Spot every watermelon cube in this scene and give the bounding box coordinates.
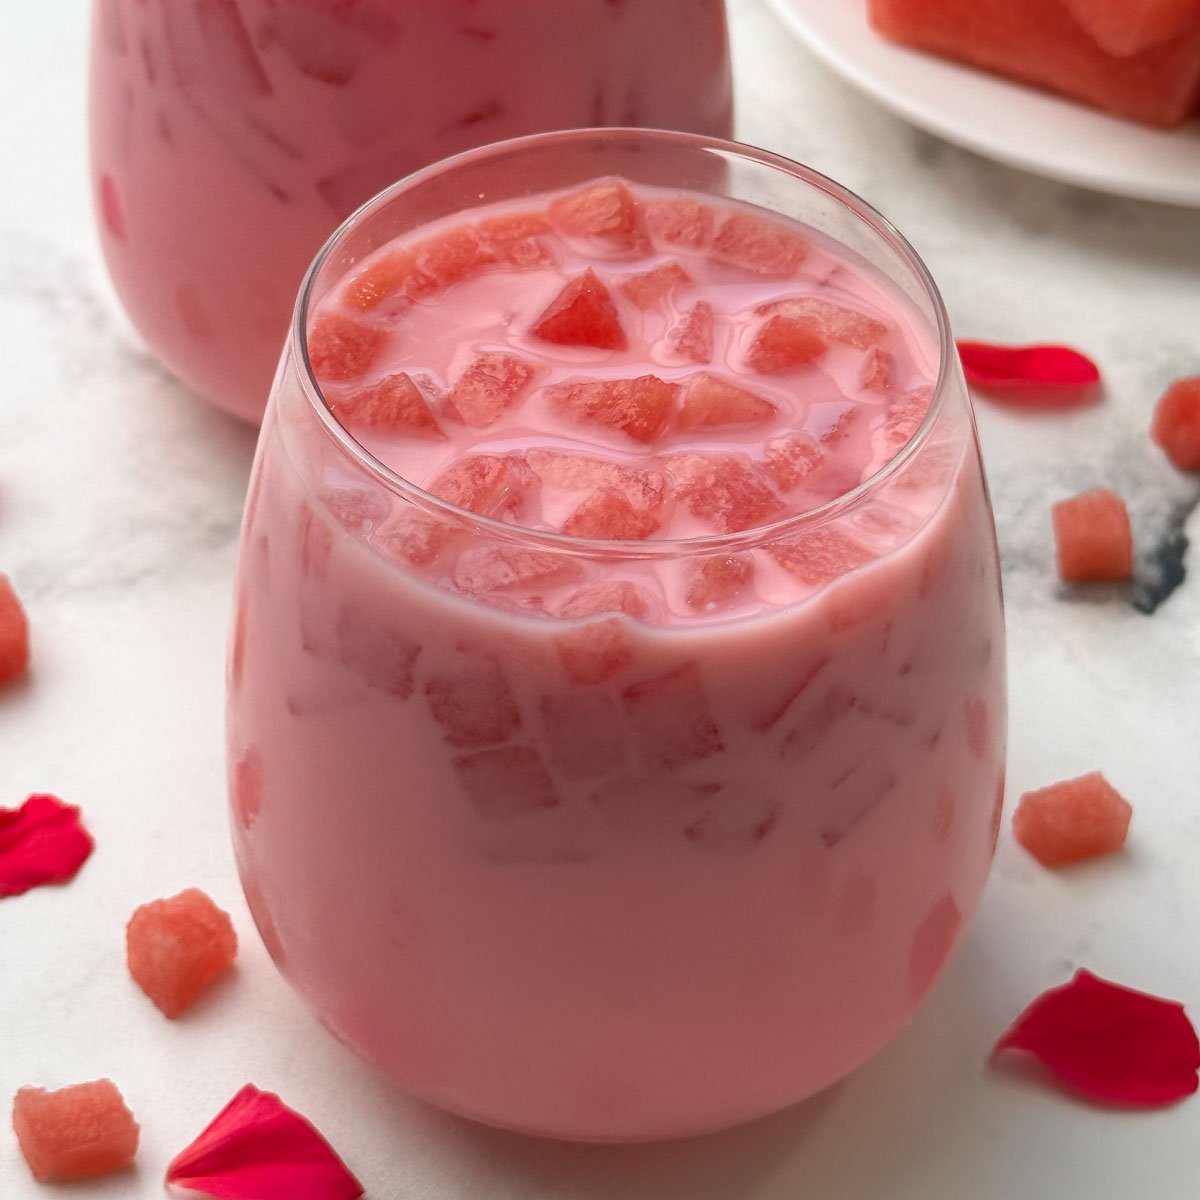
[546,375,677,443]
[618,261,692,308]
[307,312,385,382]
[525,449,667,511]
[763,431,825,492]
[686,554,754,610]
[563,488,660,540]
[869,0,1200,128]
[0,575,30,687]
[477,211,556,269]
[712,212,808,275]
[1052,488,1133,582]
[1151,376,1200,470]
[548,179,647,253]
[12,1080,138,1182]
[668,301,715,364]
[668,453,783,532]
[447,352,538,427]
[676,372,776,430]
[344,249,426,311]
[556,617,633,684]
[428,453,533,517]
[860,347,896,391]
[559,579,649,619]
[454,545,581,594]
[425,660,521,748]
[757,297,888,349]
[530,270,627,350]
[746,314,828,373]
[126,889,237,1018]
[453,746,560,820]
[644,196,715,249]
[1062,0,1200,56]
[416,225,495,288]
[330,372,442,433]
[621,663,724,770]
[540,693,626,779]
[767,527,873,588]
[1012,771,1132,866]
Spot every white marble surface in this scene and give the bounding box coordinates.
[3,2,1200,1196]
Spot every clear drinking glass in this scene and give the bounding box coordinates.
[88,0,733,422]
[227,129,1007,1142]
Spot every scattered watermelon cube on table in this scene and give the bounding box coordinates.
[1013,771,1132,866]
[868,0,1200,128]
[12,1080,139,1182]
[1151,376,1200,471]
[1051,488,1133,582]
[0,574,30,687]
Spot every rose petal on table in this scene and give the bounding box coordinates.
[992,969,1200,1107]
[956,340,1101,405]
[166,1084,363,1200]
[0,794,95,899]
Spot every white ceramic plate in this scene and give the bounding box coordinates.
[763,0,1200,207]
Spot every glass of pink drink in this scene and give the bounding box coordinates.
[88,0,733,424]
[228,129,1007,1141]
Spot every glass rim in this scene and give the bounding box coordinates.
[291,127,955,559]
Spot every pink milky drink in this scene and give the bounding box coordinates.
[228,131,1006,1141]
[88,0,733,424]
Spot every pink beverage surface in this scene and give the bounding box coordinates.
[88,0,732,423]
[230,181,1007,1140]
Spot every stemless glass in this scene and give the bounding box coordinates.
[88,0,732,423]
[227,130,1007,1142]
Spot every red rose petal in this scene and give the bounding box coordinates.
[166,1084,363,1200]
[0,794,94,899]
[992,969,1200,1107]
[957,340,1101,407]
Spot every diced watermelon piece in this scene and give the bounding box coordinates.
[447,352,537,427]
[98,173,125,241]
[644,197,715,249]
[964,696,990,759]
[686,554,754,610]
[453,746,561,819]
[425,660,521,748]
[860,347,896,390]
[618,262,692,308]
[908,892,962,999]
[163,0,272,96]
[712,212,808,275]
[330,372,442,433]
[559,580,649,620]
[232,749,262,830]
[763,431,825,492]
[540,693,626,779]
[746,314,828,373]
[869,0,1200,128]
[335,603,420,699]
[526,449,667,511]
[530,270,628,350]
[621,663,724,770]
[477,211,556,269]
[343,249,427,311]
[757,297,888,349]
[454,545,581,594]
[563,488,659,540]
[875,387,933,461]
[1013,771,1133,866]
[377,512,452,567]
[668,301,715,364]
[1151,376,1200,470]
[668,453,783,533]
[1052,488,1133,582]
[1062,0,1200,56]
[416,225,495,288]
[546,375,676,443]
[12,1080,139,1182]
[676,372,776,430]
[307,312,384,382]
[548,180,647,252]
[0,575,30,687]
[556,617,633,684]
[126,888,237,1018]
[427,453,532,517]
[767,527,873,587]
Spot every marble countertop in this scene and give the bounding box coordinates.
[3,1,1200,1196]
